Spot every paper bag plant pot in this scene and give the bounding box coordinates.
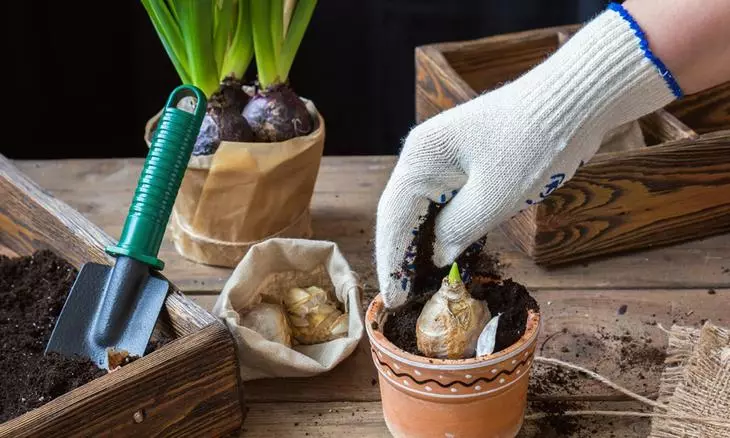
[145,101,325,268]
[213,238,364,381]
[0,155,244,437]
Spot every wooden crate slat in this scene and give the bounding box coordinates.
[639,109,698,145]
[415,45,476,122]
[0,154,217,334]
[666,82,730,134]
[0,325,243,438]
[1,154,115,267]
[0,155,242,435]
[414,23,730,267]
[508,131,730,265]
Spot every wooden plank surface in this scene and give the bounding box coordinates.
[14,159,730,294]
[10,157,730,437]
[190,288,727,404]
[239,400,651,438]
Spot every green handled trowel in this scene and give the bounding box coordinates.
[45,85,207,369]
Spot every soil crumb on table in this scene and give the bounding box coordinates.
[0,250,171,423]
[382,201,537,356]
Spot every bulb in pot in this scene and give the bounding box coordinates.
[416,263,490,359]
[284,286,348,345]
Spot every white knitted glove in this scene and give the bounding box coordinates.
[376,3,683,309]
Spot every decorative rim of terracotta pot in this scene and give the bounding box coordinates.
[367,293,541,401]
[366,293,541,370]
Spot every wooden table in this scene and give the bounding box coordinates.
[13,157,730,437]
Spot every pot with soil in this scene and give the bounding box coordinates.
[142,0,323,267]
[366,204,542,438]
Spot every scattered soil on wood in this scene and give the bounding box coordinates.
[0,250,171,423]
[383,201,537,357]
[527,401,580,437]
[529,364,582,396]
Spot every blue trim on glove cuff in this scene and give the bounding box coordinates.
[608,2,683,98]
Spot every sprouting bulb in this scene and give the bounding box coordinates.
[416,263,490,359]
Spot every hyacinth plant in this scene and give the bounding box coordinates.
[142,0,318,155]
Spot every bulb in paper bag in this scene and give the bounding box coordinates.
[240,302,293,347]
[284,286,349,345]
[416,263,490,359]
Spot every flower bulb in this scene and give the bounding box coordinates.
[416,263,490,359]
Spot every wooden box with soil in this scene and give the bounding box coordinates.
[415,24,730,266]
[0,155,245,437]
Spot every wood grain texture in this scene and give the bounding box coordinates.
[14,158,730,293]
[191,288,729,404]
[638,109,698,145]
[0,155,243,435]
[415,24,580,123]
[414,26,730,267]
[503,132,730,266]
[239,400,651,438]
[0,155,216,335]
[415,45,476,123]
[666,82,730,134]
[0,324,243,438]
[1,154,115,269]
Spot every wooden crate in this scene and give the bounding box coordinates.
[0,155,245,437]
[415,24,730,266]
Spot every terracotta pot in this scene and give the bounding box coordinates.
[366,293,541,438]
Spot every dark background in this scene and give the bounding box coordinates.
[4,0,608,159]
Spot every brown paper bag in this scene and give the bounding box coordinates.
[212,238,364,381]
[649,322,730,437]
[144,100,324,267]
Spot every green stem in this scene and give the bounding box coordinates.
[250,0,279,88]
[448,262,462,287]
[220,0,254,81]
[178,0,219,96]
[213,0,236,74]
[278,0,316,82]
[141,0,191,84]
[271,0,284,64]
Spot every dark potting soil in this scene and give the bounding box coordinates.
[383,201,538,357]
[382,292,434,356]
[0,250,171,423]
[471,279,540,353]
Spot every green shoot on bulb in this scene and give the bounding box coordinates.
[448,262,462,287]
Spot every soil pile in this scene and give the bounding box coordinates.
[0,250,171,422]
[383,202,538,357]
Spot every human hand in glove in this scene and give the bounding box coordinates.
[376,0,730,309]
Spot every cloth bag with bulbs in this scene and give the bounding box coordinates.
[212,238,364,380]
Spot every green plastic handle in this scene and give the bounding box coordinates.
[106,85,207,270]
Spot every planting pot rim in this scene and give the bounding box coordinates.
[366,293,541,371]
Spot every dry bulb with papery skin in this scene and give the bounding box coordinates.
[284,286,348,345]
[239,302,293,347]
[416,263,490,359]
